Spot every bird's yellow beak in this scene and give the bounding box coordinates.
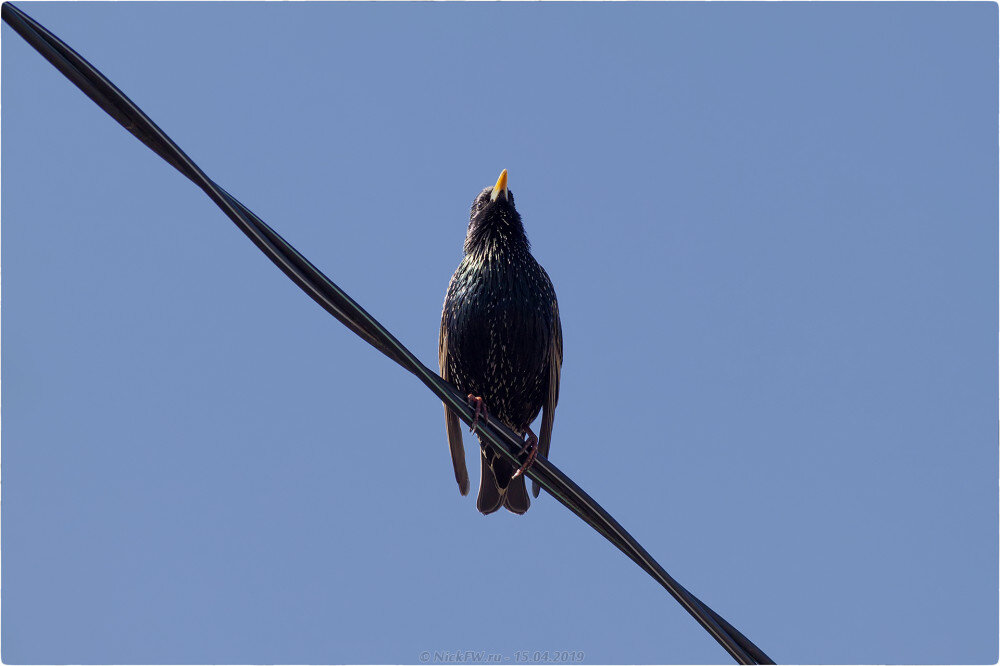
[490,169,509,202]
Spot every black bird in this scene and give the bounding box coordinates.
[439,169,563,515]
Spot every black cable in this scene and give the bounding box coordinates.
[1,3,774,663]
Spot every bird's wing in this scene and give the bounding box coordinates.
[440,311,470,495]
[533,297,563,498]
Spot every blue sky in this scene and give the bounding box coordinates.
[2,2,997,664]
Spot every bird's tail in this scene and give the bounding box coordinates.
[476,444,529,515]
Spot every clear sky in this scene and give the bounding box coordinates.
[2,2,997,664]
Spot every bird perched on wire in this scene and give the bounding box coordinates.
[439,169,563,515]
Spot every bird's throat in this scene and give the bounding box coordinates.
[464,213,530,256]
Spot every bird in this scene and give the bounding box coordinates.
[439,169,563,515]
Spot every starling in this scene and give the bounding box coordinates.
[439,169,563,515]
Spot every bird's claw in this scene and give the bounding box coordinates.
[511,427,539,481]
[467,394,489,433]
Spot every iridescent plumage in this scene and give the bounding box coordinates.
[439,171,562,514]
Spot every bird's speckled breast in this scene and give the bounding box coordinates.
[443,246,555,433]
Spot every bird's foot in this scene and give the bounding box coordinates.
[511,427,539,481]
[467,394,489,433]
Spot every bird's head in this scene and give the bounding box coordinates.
[465,169,529,253]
